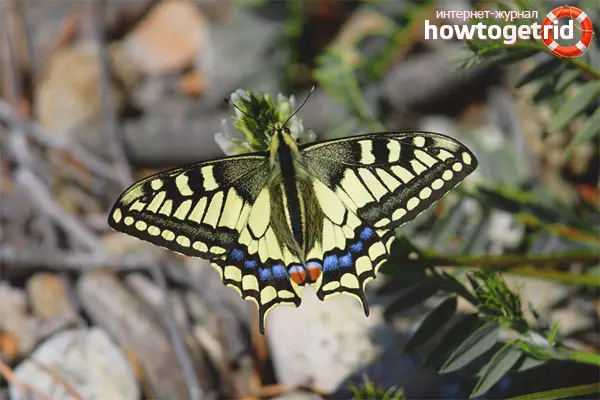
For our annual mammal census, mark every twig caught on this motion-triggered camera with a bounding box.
[499,267,600,287]
[4,0,32,114]
[150,264,205,400]
[0,99,120,184]
[89,0,133,189]
[243,383,330,399]
[0,358,53,400]
[14,168,104,253]
[30,360,85,400]
[38,9,82,88]
[426,251,600,269]
[0,246,158,272]
[422,251,600,286]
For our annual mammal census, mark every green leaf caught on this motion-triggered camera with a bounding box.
[380,237,430,279]
[566,350,600,366]
[470,344,522,398]
[566,108,600,154]
[404,297,457,352]
[485,48,539,66]
[375,279,417,296]
[508,383,600,400]
[516,355,546,372]
[424,313,482,368]
[516,58,562,88]
[547,322,559,345]
[556,69,582,92]
[440,321,501,373]
[549,81,600,132]
[533,81,560,103]
[383,283,439,319]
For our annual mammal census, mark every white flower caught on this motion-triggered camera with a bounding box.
[214,119,252,156]
[215,89,317,155]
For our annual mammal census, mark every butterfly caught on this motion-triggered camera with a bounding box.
[108,93,478,334]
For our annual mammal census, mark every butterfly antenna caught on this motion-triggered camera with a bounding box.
[225,98,255,120]
[282,84,317,128]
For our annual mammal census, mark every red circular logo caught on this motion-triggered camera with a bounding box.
[542,6,594,58]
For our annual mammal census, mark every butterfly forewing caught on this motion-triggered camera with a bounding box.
[302,131,478,230]
[108,154,270,258]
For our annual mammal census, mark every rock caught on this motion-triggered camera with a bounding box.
[267,287,383,393]
[77,272,216,397]
[34,41,135,138]
[0,283,39,358]
[26,273,78,325]
[551,307,596,336]
[199,6,283,105]
[125,273,189,330]
[10,328,139,400]
[123,0,210,74]
[381,44,494,118]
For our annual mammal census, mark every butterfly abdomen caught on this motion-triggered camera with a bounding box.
[273,129,307,251]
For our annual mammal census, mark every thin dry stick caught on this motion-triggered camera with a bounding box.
[89,0,133,189]
[3,0,29,111]
[0,358,54,400]
[150,264,205,400]
[37,9,82,88]
[30,360,85,400]
[15,168,104,253]
[0,246,158,272]
[0,100,120,184]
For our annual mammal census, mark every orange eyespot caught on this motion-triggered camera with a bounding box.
[306,261,323,282]
[289,268,307,285]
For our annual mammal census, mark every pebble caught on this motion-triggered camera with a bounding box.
[11,328,139,400]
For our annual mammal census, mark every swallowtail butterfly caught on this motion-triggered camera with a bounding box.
[109,90,478,333]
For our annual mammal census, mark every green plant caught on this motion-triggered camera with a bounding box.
[457,0,600,152]
[349,375,407,400]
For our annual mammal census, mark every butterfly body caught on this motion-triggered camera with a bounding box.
[109,125,477,333]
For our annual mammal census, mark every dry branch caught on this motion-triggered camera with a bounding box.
[0,246,157,272]
[15,168,104,252]
[0,100,120,183]
[89,0,133,189]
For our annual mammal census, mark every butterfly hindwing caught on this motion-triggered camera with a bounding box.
[108,154,270,259]
[210,187,303,333]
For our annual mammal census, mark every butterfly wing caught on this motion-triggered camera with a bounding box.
[109,153,303,333]
[301,131,478,309]
[109,154,270,257]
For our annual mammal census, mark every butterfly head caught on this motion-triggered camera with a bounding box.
[269,124,300,162]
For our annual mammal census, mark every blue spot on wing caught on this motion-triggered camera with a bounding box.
[350,241,363,252]
[323,254,339,272]
[245,260,257,269]
[272,264,288,280]
[339,252,352,268]
[230,248,244,261]
[259,267,271,281]
[360,227,374,241]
